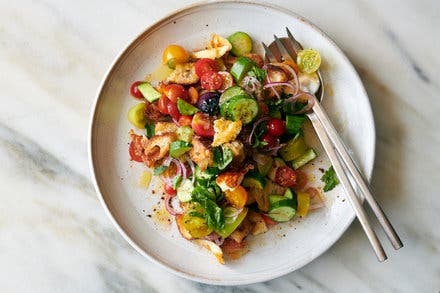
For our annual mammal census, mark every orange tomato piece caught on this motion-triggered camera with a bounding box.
[224,186,248,209]
[188,86,199,104]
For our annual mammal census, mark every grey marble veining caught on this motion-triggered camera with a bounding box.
[0,0,439,292]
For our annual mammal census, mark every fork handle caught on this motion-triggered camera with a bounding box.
[311,97,403,250]
[307,112,387,261]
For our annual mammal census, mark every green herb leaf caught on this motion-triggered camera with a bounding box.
[321,166,339,192]
[247,66,267,83]
[213,146,234,170]
[188,211,205,219]
[285,114,306,135]
[145,122,155,138]
[153,165,168,175]
[191,191,224,230]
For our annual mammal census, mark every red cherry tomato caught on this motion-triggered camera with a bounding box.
[164,184,177,195]
[261,213,277,226]
[178,115,193,126]
[195,58,217,77]
[130,81,144,99]
[267,118,286,136]
[167,102,181,120]
[201,71,223,90]
[158,95,170,114]
[293,170,308,191]
[191,112,215,137]
[164,84,188,103]
[260,133,277,148]
[275,166,297,187]
[129,141,144,162]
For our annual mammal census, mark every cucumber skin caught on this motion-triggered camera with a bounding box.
[268,205,296,222]
[137,82,161,103]
[228,32,253,57]
[177,179,194,202]
[226,95,259,124]
[292,148,317,169]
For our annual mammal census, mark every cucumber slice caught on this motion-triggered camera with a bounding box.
[177,179,194,202]
[292,148,317,169]
[269,195,287,204]
[228,32,253,57]
[177,98,199,115]
[284,188,295,199]
[268,205,296,222]
[220,86,246,105]
[243,171,266,189]
[169,141,192,158]
[280,133,308,162]
[227,95,259,124]
[176,126,194,142]
[230,57,255,82]
[137,82,161,102]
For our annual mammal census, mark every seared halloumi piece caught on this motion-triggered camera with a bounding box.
[212,118,242,147]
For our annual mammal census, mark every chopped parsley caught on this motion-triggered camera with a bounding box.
[321,166,339,192]
[153,165,168,175]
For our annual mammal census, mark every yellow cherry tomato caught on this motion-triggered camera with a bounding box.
[297,48,321,74]
[296,191,310,217]
[162,45,189,68]
[127,103,147,128]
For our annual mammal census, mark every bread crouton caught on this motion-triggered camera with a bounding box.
[154,122,178,135]
[143,132,177,167]
[212,118,242,147]
[166,63,199,85]
[189,136,213,171]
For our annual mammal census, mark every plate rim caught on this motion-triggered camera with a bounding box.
[88,0,376,285]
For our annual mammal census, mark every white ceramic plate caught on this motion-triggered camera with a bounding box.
[89,1,375,285]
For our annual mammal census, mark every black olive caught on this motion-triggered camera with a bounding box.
[197,92,220,115]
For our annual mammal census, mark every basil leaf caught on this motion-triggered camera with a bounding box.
[153,165,168,175]
[145,122,155,138]
[172,174,182,190]
[191,191,224,230]
[248,66,267,83]
[213,147,233,170]
[321,166,339,192]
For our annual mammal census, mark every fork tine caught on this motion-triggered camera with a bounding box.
[262,42,278,63]
[273,34,295,62]
[286,27,303,53]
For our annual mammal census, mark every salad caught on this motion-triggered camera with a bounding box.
[127,32,330,264]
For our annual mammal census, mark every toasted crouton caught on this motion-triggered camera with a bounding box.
[189,136,213,171]
[166,63,199,85]
[248,211,268,236]
[229,218,252,243]
[143,133,177,167]
[212,118,242,147]
[154,122,178,135]
[216,164,253,192]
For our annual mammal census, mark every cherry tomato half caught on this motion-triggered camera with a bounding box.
[195,58,217,78]
[129,141,144,162]
[260,133,277,148]
[130,81,144,99]
[162,45,189,67]
[178,115,193,126]
[164,84,188,103]
[191,112,215,137]
[158,95,170,115]
[164,184,177,196]
[167,102,181,120]
[201,71,223,90]
[267,118,286,136]
[275,166,297,187]
[261,213,277,226]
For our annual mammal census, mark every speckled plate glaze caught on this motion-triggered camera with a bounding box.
[89,1,375,285]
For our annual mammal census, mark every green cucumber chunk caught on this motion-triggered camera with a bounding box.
[243,171,266,189]
[177,98,199,115]
[286,115,306,135]
[216,207,248,238]
[280,133,308,162]
[292,148,317,169]
[269,195,287,204]
[176,126,194,142]
[230,57,255,83]
[177,179,194,202]
[220,86,246,105]
[227,95,259,124]
[284,188,295,199]
[137,82,161,102]
[169,141,192,158]
[228,32,253,57]
[268,205,296,222]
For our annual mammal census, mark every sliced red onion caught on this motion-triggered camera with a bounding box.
[160,157,182,185]
[265,143,286,156]
[165,193,183,216]
[248,116,270,145]
[309,190,325,211]
[263,81,298,92]
[273,62,300,95]
[265,72,280,99]
[242,76,261,94]
[186,155,196,183]
[284,92,315,114]
[204,232,225,246]
[178,159,188,181]
[172,117,180,126]
[214,237,225,246]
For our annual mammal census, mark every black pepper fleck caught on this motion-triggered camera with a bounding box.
[173,21,176,24]
[319,168,325,173]
[161,197,165,200]
[147,214,152,218]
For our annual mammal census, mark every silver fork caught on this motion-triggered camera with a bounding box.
[263,27,403,261]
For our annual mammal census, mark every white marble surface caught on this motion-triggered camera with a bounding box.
[0,0,439,292]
